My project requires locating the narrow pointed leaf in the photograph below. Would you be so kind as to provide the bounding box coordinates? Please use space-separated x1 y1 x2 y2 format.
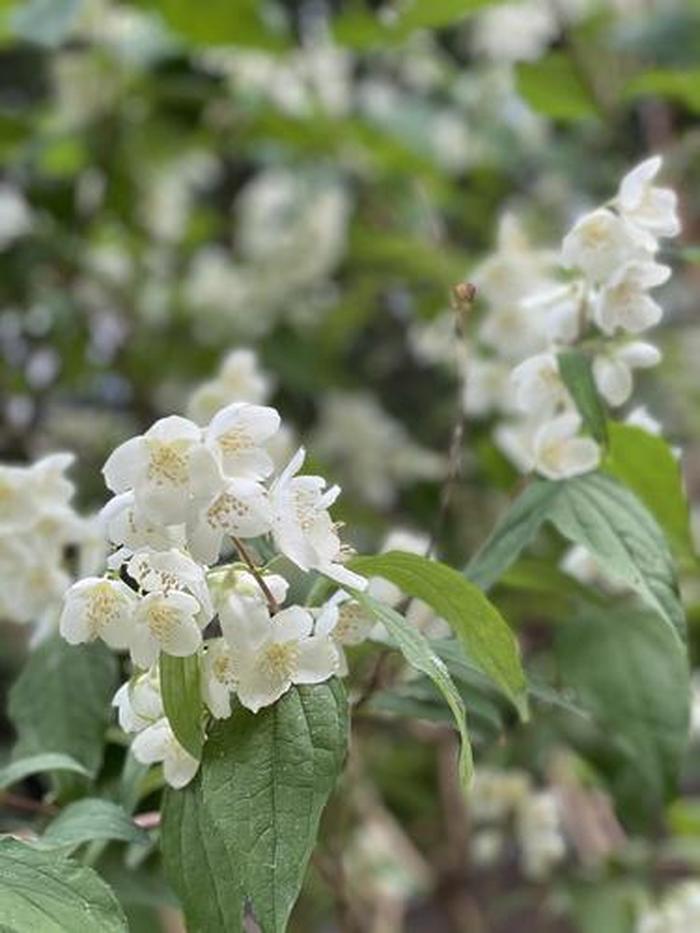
0 753 91 790
558 349 608 443
160 653 203 759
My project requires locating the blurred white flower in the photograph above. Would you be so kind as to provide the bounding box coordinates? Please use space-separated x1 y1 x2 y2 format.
615 155 681 239
532 412 600 480
592 341 661 406
0 184 32 249
594 260 670 335
561 208 650 284
187 348 273 424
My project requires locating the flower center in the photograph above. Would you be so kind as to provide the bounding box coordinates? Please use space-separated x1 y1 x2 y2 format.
146 602 179 638
146 440 190 485
207 492 251 529
259 641 299 681
86 582 124 635
218 426 253 455
212 653 234 685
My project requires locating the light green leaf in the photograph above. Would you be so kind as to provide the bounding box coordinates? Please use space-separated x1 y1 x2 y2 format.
0 753 91 790
557 607 689 822
333 0 493 50
38 799 148 851
162 681 348 933
132 0 288 49
604 422 694 563
355 591 473 787
160 653 203 760
350 552 527 718
465 479 562 590
0 837 128 932
547 473 685 639
558 349 608 443
625 68 700 114
8 636 118 795
517 52 597 120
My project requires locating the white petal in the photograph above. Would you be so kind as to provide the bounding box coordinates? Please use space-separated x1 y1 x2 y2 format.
159 617 202 658
618 156 661 211
617 341 661 369
295 636 340 684
593 355 632 407
272 606 313 642
236 666 290 713
131 719 171 764
163 745 200 789
102 437 147 493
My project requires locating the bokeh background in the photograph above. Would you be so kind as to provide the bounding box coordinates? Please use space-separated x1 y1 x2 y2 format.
1 1 700 930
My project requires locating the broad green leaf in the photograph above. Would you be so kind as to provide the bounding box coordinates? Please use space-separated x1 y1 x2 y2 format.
162 769 243 933
38 799 148 851
625 68 700 114
0 753 91 790
465 479 562 590
465 474 684 639
548 473 685 639
558 349 608 443
355 591 473 787
0 837 127 932
570 880 640 933
160 653 203 759
604 422 694 562
516 53 597 120
132 0 288 49
162 681 348 933
351 551 527 718
8 636 118 795
557 608 689 822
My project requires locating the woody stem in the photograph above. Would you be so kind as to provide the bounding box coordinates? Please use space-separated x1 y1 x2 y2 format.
230 536 280 614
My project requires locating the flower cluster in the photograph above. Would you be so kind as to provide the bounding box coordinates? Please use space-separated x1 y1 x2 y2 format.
469 767 566 880
504 156 679 479
59 400 366 786
0 453 102 640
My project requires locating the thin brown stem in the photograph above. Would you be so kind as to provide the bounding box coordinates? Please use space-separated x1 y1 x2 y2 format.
0 792 59 817
230 536 280 614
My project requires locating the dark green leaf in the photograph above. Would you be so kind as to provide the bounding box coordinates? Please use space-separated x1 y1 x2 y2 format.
604 422 694 562
0 838 128 932
354 591 473 786
557 607 689 821
0 753 91 790
160 653 203 759
162 681 348 933
8 636 118 796
351 551 527 718
38 799 148 851
558 349 608 443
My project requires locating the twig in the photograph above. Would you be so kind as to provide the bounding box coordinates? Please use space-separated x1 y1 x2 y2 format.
0 792 59 817
231 536 280 614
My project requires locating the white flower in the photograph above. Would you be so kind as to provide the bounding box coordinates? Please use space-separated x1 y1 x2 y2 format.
463 358 513 417
60 577 137 649
130 590 203 669
494 419 539 473
510 352 569 417
0 183 32 248
101 491 186 554
103 415 212 525
523 281 586 345
186 477 272 565
204 402 280 480
561 208 650 283
270 448 366 590
113 667 163 733
626 405 662 436
187 348 272 424
516 790 565 880
532 412 600 480
201 637 236 718
561 544 626 593
131 717 199 789
593 341 661 406
322 591 375 674
594 260 670 335
220 597 339 712
125 547 214 620
615 156 680 239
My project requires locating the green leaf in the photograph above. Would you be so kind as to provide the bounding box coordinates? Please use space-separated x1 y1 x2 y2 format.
132 0 288 49
558 349 608 443
162 681 348 933
8 636 118 795
465 474 684 639
557 607 689 822
350 552 527 718
333 0 493 49
0 753 91 790
516 52 597 121
465 479 562 590
354 591 473 787
547 473 685 639
160 653 203 760
38 799 148 851
624 68 700 114
604 422 694 563
0 837 128 932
